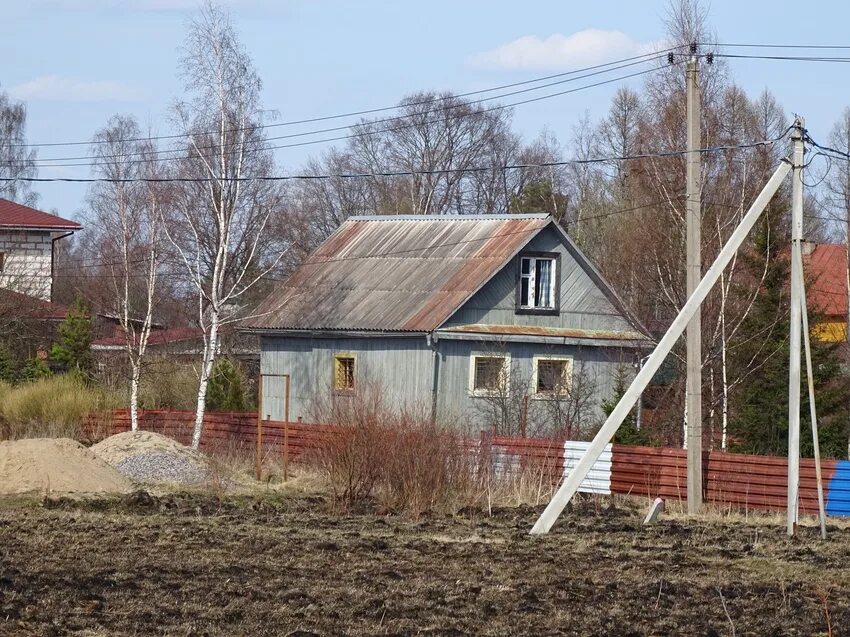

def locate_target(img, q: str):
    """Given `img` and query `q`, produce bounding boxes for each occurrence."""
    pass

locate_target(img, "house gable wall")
[0,229,53,301]
[442,225,635,333]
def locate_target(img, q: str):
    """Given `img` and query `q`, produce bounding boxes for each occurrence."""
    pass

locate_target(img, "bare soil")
[1,493,849,636]
[0,438,132,496]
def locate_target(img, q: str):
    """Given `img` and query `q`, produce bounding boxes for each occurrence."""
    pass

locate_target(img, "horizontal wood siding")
[442,226,635,333]
[260,336,434,422]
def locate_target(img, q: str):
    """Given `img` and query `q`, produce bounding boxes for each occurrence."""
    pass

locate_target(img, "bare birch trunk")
[192,315,219,449]
[129,362,141,432]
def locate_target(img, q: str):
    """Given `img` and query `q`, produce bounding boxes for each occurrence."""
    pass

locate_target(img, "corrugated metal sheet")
[564,441,612,494]
[246,215,550,332]
[610,445,850,516]
[440,324,648,342]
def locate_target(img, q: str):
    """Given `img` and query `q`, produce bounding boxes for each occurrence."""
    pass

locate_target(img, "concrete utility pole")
[685,50,703,513]
[787,118,805,536]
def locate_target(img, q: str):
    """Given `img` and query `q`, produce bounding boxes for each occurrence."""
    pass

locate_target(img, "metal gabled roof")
[245,214,551,333]
[0,198,81,231]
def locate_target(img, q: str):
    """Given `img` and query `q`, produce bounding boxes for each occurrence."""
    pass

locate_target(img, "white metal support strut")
[530,160,792,535]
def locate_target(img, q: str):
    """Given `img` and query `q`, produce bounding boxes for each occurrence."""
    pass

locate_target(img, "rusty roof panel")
[247,215,550,332]
[439,324,650,341]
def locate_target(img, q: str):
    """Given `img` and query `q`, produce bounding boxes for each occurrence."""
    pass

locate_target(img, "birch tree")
[87,115,164,431]
[0,87,38,205]
[169,2,283,449]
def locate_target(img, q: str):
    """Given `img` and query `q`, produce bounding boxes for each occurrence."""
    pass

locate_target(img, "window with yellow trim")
[333,354,355,392]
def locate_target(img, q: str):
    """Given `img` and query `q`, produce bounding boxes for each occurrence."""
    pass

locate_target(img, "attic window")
[333,354,355,393]
[518,254,558,312]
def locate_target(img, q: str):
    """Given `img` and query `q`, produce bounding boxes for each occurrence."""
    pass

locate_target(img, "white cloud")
[9,75,146,102]
[468,29,664,71]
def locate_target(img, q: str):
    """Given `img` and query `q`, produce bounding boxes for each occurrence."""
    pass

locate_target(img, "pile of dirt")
[0,438,133,495]
[91,431,215,486]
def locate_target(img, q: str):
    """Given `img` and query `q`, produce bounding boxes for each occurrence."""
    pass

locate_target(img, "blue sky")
[3,0,850,219]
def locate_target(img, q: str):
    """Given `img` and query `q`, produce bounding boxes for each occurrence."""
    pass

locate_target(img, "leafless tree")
[168,2,286,449]
[826,107,850,336]
[0,87,38,205]
[86,115,165,431]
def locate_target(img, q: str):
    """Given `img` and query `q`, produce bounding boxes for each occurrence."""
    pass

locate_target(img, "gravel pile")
[91,431,216,486]
[114,451,211,485]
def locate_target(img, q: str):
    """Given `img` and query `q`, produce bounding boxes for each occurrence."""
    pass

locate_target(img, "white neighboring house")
[0,198,81,301]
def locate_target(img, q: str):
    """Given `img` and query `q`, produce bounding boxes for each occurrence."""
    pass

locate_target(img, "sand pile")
[0,438,134,495]
[91,431,214,486]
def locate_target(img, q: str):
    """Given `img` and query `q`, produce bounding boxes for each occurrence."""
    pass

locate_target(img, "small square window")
[518,254,557,310]
[471,355,508,395]
[333,354,355,392]
[534,357,572,397]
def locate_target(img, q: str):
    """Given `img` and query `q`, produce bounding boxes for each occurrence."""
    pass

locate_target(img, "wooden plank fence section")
[98,409,850,517]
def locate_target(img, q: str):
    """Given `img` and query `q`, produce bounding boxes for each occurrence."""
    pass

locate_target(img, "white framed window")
[469,354,510,396]
[519,255,557,310]
[532,355,573,398]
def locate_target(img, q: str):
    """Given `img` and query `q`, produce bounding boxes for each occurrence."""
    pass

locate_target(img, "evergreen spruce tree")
[206,358,251,412]
[50,297,94,376]
[19,357,51,382]
[729,210,850,458]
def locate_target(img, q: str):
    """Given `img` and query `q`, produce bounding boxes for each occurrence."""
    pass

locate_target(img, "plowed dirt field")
[1,493,848,636]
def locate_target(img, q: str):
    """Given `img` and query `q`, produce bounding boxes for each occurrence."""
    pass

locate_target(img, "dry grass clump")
[0,375,115,440]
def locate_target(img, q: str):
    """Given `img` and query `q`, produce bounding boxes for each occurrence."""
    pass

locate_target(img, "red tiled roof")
[0,288,68,320]
[805,243,847,318]
[92,326,204,348]
[0,198,81,230]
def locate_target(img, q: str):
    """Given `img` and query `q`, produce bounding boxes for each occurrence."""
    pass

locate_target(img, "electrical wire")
[0,136,782,184]
[18,62,673,170]
[698,42,850,50]
[712,53,850,62]
[50,197,682,277]
[12,48,682,151]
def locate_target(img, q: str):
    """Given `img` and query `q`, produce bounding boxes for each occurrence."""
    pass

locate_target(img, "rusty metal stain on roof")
[439,323,650,341]
[247,215,549,332]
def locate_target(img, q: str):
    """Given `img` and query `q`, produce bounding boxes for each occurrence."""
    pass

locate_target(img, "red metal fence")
[102,409,849,516]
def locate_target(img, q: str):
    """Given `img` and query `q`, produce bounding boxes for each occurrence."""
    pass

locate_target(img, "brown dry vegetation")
[1,492,849,636]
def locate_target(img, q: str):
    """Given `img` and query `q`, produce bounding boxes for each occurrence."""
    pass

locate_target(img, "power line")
[698,42,850,50]
[0,136,783,184]
[13,48,681,152]
[20,62,673,170]
[713,53,850,62]
[54,198,682,276]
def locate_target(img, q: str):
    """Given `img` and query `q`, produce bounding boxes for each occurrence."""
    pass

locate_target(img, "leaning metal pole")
[530,159,792,535]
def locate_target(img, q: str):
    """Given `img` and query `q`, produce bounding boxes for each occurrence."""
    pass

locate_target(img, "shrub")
[0,374,114,440]
[306,388,479,517]
[138,358,199,410]
[0,345,15,382]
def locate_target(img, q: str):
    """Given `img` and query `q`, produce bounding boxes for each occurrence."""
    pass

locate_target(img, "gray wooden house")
[245,214,650,435]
